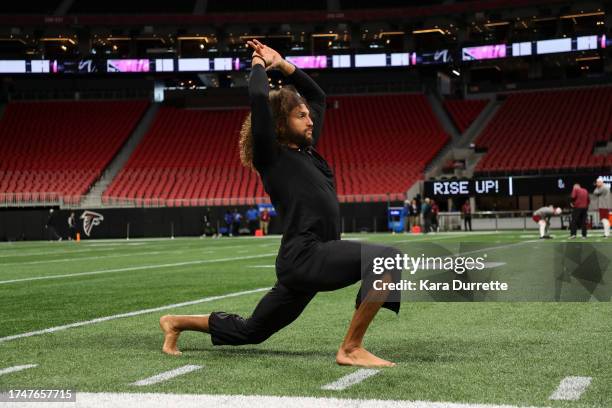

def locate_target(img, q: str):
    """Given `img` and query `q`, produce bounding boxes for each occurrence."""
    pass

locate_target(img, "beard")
[281,128,313,147]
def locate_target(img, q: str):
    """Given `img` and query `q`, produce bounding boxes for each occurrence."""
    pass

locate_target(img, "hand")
[247,39,282,70]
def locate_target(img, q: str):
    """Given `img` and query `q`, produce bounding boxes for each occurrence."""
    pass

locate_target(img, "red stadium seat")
[0,100,149,204]
[104,95,449,205]
[475,87,612,174]
[443,99,489,133]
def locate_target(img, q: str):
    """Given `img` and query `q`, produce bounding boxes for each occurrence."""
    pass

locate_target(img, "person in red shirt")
[259,208,270,236]
[461,200,472,231]
[569,183,590,239]
[431,199,440,232]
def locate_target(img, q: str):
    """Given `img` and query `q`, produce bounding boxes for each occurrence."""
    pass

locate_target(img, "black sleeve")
[249,64,278,170]
[286,67,326,146]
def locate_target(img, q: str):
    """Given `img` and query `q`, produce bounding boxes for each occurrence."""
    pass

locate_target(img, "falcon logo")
[80,210,104,237]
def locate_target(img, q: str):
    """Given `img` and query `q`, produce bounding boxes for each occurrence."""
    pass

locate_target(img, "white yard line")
[131,365,202,386]
[19,392,551,408]
[1,244,254,266]
[321,369,380,391]
[0,287,269,343]
[549,376,592,401]
[0,253,276,285]
[394,231,501,244]
[482,262,506,268]
[0,364,38,376]
[1,251,164,266]
[459,240,539,257]
[0,240,264,259]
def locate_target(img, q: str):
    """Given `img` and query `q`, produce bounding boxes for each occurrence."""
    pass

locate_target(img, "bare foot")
[336,346,395,367]
[160,315,182,356]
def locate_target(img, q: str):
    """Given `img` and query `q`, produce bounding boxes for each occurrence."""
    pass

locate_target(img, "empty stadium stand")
[104,93,449,205]
[0,100,149,205]
[443,99,489,133]
[103,107,258,206]
[319,94,449,202]
[474,86,612,174]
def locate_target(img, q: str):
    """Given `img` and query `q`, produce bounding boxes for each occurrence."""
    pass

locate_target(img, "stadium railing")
[434,211,588,231]
[0,193,407,209]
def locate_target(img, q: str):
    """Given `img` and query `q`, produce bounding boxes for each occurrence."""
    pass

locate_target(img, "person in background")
[461,200,472,232]
[569,183,589,239]
[408,199,419,232]
[223,210,233,237]
[201,207,218,238]
[421,198,432,234]
[232,208,243,237]
[431,199,440,233]
[45,208,62,241]
[532,205,562,239]
[260,208,270,235]
[593,177,611,238]
[403,199,411,233]
[67,212,77,240]
[246,206,260,235]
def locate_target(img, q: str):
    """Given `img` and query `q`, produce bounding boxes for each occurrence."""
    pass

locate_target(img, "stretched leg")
[295,241,399,367]
[336,273,394,367]
[160,315,209,356]
[160,282,314,355]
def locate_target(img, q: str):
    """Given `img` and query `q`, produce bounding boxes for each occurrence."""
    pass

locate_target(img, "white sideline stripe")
[0,364,38,376]
[131,365,202,386]
[30,392,551,408]
[0,248,101,259]
[1,250,164,266]
[0,287,269,343]
[482,262,506,268]
[321,369,380,391]
[0,239,269,258]
[549,376,592,401]
[0,253,276,285]
[394,231,500,244]
[459,240,538,257]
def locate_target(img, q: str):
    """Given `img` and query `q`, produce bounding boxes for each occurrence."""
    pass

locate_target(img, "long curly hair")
[239,85,308,170]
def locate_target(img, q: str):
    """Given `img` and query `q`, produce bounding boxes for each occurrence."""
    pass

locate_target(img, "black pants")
[208,240,401,346]
[47,226,61,240]
[570,208,588,237]
[423,217,431,233]
[464,216,472,231]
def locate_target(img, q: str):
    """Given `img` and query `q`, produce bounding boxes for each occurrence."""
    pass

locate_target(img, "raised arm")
[284,64,326,146]
[248,39,326,146]
[249,58,278,170]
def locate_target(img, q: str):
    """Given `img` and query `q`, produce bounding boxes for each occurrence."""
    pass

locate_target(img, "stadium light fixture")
[40,38,76,45]
[412,28,446,35]
[484,22,510,27]
[560,11,604,19]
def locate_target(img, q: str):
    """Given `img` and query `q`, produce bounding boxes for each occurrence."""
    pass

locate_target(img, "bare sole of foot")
[336,346,395,367]
[160,315,182,356]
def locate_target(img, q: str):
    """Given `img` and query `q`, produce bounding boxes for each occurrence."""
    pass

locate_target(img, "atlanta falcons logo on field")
[80,210,104,237]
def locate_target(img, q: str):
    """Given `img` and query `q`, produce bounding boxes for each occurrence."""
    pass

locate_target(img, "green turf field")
[0,231,611,407]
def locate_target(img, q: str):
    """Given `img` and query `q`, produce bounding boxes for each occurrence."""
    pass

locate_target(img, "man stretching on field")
[532,205,562,239]
[160,40,401,367]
